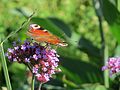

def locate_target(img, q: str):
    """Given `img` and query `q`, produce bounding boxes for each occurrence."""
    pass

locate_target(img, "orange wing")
[27,24,68,46]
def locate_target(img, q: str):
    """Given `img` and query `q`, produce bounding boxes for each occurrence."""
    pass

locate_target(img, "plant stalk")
[38,83,43,90]
[98,8,109,88]
[93,0,109,88]
[31,75,35,90]
[0,43,12,90]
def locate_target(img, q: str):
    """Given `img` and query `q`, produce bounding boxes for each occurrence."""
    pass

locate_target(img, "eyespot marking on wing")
[30,24,45,30]
[43,29,48,33]
[30,24,40,29]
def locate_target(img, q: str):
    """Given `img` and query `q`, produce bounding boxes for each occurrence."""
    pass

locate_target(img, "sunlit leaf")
[102,0,120,44]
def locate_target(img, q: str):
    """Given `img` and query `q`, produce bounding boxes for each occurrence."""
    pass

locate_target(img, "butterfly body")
[27,24,68,46]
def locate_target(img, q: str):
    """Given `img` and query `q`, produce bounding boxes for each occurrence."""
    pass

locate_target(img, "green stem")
[97,13,109,88]
[98,12,109,88]
[38,83,43,90]
[104,46,109,88]
[0,43,12,90]
[93,0,109,88]
[31,75,35,90]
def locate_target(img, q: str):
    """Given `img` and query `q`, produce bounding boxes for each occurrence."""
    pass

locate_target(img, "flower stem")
[98,10,109,88]
[38,83,43,90]
[93,0,109,88]
[31,75,35,90]
[0,43,12,90]
[104,46,109,88]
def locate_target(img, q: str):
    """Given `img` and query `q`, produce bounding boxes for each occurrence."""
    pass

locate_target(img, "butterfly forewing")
[27,24,68,46]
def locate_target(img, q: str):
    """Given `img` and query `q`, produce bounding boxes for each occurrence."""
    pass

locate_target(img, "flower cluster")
[102,57,120,76]
[6,40,61,83]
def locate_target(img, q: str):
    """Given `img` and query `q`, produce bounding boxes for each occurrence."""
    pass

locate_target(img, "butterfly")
[27,24,68,46]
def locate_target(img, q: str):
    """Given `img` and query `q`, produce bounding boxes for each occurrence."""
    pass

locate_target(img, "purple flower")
[41,50,46,54]
[102,57,120,76]
[35,48,41,54]
[47,55,53,60]
[38,54,41,58]
[51,49,56,54]
[33,54,38,60]
[8,56,12,60]
[42,67,47,72]
[50,70,55,74]
[26,45,31,49]
[12,41,17,46]
[8,48,14,53]
[44,73,50,81]
[13,58,17,61]
[43,55,47,59]
[21,45,26,51]
[44,62,49,67]
[25,58,30,62]
[24,40,30,45]
[33,67,38,74]
[37,73,50,83]
[102,66,108,71]
[53,57,59,61]
[14,46,19,50]
[6,39,61,83]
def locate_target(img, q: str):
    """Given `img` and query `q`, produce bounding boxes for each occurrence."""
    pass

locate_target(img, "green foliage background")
[0,0,120,90]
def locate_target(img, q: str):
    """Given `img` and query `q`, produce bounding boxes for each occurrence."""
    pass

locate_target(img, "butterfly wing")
[27,24,68,46]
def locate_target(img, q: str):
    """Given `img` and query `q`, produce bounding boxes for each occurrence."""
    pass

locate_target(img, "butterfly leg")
[54,45,59,50]
[44,43,51,49]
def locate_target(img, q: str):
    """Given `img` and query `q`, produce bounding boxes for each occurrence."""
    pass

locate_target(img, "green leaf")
[102,0,120,44]
[78,37,100,58]
[43,84,65,90]
[114,45,120,56]
[61,57,103,84]
[62,75,79,88]
[9,62,26,74]
[48,17,72,37]
[9,63,26,89]
[60,66,82,84]
[82,83,107,90]
[109,24,120,44]
[118,0,120,11]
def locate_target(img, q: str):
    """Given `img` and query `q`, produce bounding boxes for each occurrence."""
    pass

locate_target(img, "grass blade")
[0,43,12,90]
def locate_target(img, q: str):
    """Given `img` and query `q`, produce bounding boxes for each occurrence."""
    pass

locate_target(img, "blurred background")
[0,0,120,90]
